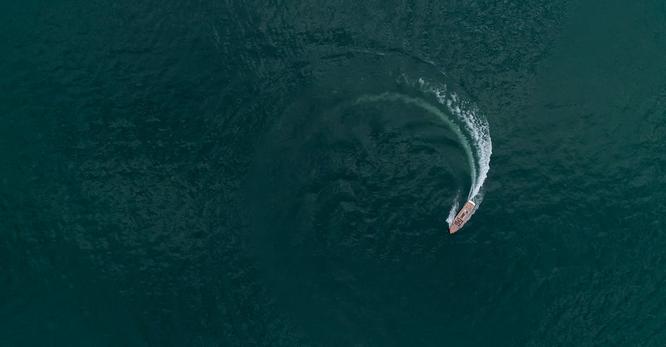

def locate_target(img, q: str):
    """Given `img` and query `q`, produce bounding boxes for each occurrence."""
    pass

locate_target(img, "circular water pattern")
[12,0,666,346]
[242,51,490,343]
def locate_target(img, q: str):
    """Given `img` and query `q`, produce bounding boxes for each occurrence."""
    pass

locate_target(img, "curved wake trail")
[355,77,492,227]
[446,192,461,225]
[355,93,477,189]
[415,78,493,205]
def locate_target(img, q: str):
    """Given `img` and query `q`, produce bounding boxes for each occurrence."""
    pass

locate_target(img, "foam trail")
[446,192,461,226]
[355,93,477,189]
[355,80,492,228]
[416,78,493,203]
[471,190,485,212]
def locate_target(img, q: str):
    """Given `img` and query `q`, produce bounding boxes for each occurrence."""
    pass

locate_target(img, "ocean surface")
[2,0,666,346]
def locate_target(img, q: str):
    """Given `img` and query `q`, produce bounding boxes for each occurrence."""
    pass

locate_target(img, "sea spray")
[354,78,492,228]
[354,93,478,194]
[415,78,493,203]
[446,192,461,225]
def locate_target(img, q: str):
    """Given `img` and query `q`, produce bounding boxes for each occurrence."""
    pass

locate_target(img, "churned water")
[2,0,666,346]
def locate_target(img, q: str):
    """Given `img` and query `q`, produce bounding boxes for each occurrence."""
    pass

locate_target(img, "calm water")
[2,1,666,346]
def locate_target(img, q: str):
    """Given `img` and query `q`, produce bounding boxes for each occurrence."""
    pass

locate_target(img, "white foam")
[415,77,493,204]
[446,192,461,226]
[355,79,492,227]
[355,92,477,191]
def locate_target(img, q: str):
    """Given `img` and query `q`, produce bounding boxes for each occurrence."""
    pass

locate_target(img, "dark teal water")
[2,1,666,346]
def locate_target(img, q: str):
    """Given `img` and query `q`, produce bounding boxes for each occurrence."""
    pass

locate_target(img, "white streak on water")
[446,192,461,226]
[354,93,477,192]
[355,77,492,229]
[416,78,493,204]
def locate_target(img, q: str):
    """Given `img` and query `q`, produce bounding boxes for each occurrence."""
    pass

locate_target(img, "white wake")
[415,78,493,205]
[446,192,461,225]
[354,77,492,226]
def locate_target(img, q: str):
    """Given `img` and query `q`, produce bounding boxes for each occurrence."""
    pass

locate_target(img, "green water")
[2,0,666,345]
